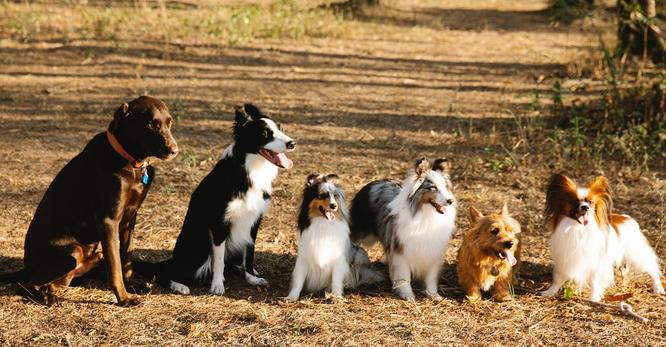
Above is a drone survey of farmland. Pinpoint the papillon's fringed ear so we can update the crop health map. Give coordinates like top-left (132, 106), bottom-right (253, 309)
top-left (306, 173), bottom-right (323, 187)
top-left (243, 103), bottom-right (264, 119)
top-left (432, 158), bottom-right (450, 173)
top-left (109, 102), bottom-right (129, 132)
top-left (589, 176), bottom-right (612, 227)
top-left (545, 173), bottom-right (579, 229)
top-left (325, 174), bottom-right (340, 185)
top-left (414, 157), bottom-right (430, 177)
top-left (468, 206), bottom-right (483, 224)
top-left (588, 176), bottom-right (610, 194)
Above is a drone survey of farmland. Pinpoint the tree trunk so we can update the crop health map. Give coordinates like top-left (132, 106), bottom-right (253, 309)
top-left (618, 0), bottom-right (665, 65)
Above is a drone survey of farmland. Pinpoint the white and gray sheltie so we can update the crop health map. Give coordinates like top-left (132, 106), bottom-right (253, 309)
top-left (286, 174), bottom-right (384, 300)
top-left (349, 158), bottom-right (457, 300)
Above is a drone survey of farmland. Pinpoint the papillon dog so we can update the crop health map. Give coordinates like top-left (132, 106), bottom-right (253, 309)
top-left (286, 174), bottom-right (383, 300)
top-left (540, 174), bottom-right (664, 301)
top-left (349, 158), bottom-right (457, 300)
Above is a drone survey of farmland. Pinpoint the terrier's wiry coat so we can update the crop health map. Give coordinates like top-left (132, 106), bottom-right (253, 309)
top-left (457, 204), bottom-right (521, 302)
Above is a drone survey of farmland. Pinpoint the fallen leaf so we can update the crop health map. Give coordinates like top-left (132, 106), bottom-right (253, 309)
top-left (604, 293), bottom-right (633, 302)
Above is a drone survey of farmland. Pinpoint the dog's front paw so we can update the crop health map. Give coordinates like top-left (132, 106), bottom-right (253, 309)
top-left (465, 294), bottom-right (482, 303)
top-left (210, 282), bottom-right (226, 295)
top-left (539, 288), bottom-right (558, 298)
top-left (425, 289), bottom-right (443, 301)
top-left (283, 294), bottom-right (299, 301)
top-left (493, 294), bottom-right (513, 302)
top-left (169, 281), bottom-right (191, 295)
top-left (396, 291), bottom-right (416, 301)
top-left (117, 295), bottom-right (141, 307)
top-left (245, 273), bottom-right (269, 286)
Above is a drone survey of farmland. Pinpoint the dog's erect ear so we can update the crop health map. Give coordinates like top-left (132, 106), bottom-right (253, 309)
top-left (414, 157), bottom-right (430, 177)
top-left (325, 174), bottom-right (340, 185)
top-left (431, 158), bottom-right (450, 173)
top-left (109, 102), bottom-right (129, 132)
top-left (588, 176), bottom-right (609, 194)
top-left (243, 103), bottom-right (265, 120)
top-left (501, 203), bottom-right (509, 217)
top-left (307, 174), bottom-right (323, 187)
top-left (588, 176), bottom-right (612, 226)
top-left (234, 105), bottom-right (251, 126)
top-left (468, 206), bottom-right (483, 224)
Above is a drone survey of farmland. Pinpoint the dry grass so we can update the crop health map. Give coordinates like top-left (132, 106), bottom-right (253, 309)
top-left (1, 0), bottom-right (666, 345)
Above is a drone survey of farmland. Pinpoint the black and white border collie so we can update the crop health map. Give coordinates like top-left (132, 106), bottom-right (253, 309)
top-left (286, 174), bottom-right (383, 300)
top-left (155, 104), bottom-right (295, 295)
top-left (349, 158), bottom-right (456, 301)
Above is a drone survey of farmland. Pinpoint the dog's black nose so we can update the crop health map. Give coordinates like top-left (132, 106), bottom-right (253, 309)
top-left (504, 241), bottom-right (514, 249)
top-left (286, 141), bottom-right (296, 150)
top-left (446, 199), bottom-right (454, 205)
top-left (581, 205), bottom-right (590, 212)
top-left (329, 203), bottom-right (337, 210)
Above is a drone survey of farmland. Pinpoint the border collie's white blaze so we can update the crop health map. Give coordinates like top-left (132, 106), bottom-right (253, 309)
top-left (349, 158), bottom-right (457, 301)
top-left (286, 174), bottom-right (384, 301)
top-left (540, 174), bottom-right (664, 301)
top-left (154, 104), bottom-right (295, 295)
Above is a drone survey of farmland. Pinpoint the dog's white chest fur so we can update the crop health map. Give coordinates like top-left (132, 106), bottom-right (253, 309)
top-left (480, 275), bottom-right (497, 292)
top-left (394, 207), bottom-right (456, 278)
top-left (224, 152), bottom-right (278, 253)
top-left (299, 219), bottom-right (350, 267)
top-left (297, 218), bottom-right (351, 291)
top-left (550, 217), bottom-right (615, 289)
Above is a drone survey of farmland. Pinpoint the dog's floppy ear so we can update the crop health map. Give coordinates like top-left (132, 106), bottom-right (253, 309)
top-left (431, 158), bottom-right (450, 173)
top-left (325, 174), bottom-right (340, 185)
top-left (243, 103), bottom-right (265, 120)
top-left (109, 102), bottom-right (129, 132)
top-left (468, 206), bottom-right (483, 224)
top-left (307, 173), bottom-right (323, 187)
top-left (414, 157), bottom-right (430, 177)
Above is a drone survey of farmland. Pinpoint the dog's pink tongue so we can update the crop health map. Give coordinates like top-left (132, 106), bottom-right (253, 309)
top-left (325, 211), bottom-right (336, 221)
top-left (578, 215), bottom-right (589, 226)
top-left (502, 249), bottom-right (517, 267)
top-left (275, 152), bottom-right (293, 169)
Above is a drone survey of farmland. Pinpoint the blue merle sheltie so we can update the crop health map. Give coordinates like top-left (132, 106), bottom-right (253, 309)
top-left (286, 174), bottom-right (383, 300)
top-left (349, 158), bottom-right (456, 301)
top-left (139, 104), bottom-right (295, 295)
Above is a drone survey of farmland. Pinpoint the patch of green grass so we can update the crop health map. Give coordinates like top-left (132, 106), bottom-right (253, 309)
top-left (0, 0), bottom-right (348, 45)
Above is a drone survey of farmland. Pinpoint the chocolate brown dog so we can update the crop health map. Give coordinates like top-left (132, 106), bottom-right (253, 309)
top-left (0, 96), bottom-right (178, 306)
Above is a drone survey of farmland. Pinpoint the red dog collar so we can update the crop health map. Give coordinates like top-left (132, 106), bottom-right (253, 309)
top-left (106, 131), bottom-right (147, 168)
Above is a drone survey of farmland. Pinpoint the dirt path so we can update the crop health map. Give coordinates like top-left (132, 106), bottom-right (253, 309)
top-left (1, 1), bottom-right (665, 345)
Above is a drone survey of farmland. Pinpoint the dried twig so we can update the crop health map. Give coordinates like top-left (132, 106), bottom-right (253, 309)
top-left (578, 298), bottom-right (648, 323)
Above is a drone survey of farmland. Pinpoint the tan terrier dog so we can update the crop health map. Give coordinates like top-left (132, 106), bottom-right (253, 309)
top-left (457, 204), bottom-right (521, 302)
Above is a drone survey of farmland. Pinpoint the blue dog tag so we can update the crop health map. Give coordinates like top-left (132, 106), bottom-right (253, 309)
top-left (141, 169), bottom-right (150, 185)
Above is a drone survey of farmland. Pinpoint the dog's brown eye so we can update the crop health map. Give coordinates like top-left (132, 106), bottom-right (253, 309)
top-left (148, 119), bottom-right (160, 130)
top-left (491, 228), bottom-right (500, 235)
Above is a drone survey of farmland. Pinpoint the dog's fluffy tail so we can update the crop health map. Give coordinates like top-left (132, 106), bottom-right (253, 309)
top-left (0, 269), bottom-right (29, 283)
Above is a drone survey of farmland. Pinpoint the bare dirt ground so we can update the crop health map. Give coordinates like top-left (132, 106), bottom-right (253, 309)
top-left (1, 0), bottom-right (665, 345)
